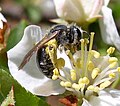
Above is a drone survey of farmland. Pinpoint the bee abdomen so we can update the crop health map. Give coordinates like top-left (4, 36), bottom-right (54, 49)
top-left (36, 46), bottom-right (54, 78)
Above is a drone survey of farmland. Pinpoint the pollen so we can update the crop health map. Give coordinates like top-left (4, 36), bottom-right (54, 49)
top-left (70, 69), bottom-right (76, 81)
top-left (117, 67), bottom-right (120, 72)
top-left (107, 47), bottom-right (115, 55)
top-left (72, 83), bottom-right (81, 91)
top-left (94, 86), bottom-right (100, 93)
top-left (87, 61), bottom-right (95, 71)
top-left (64, 81), bottom-right (72, 87)
top-left (91, 68), bottom-right (100, 79)
top-left (100, 81), bottom-right (111, 89)
top-left (52, 75), bottom-right (58, 80)
top-left (91, 50), bottom-right (100, 58)
top-left (109, 62), bottom-right (117, 68)
top-left (57, 58), bottom-right (65, 69)
top-left (109, 72), bottom-right (116, 78)
top-left (108, 57), bottom-right (118, 63)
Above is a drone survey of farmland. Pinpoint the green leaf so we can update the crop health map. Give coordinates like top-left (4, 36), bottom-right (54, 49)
top-left (7, 20), bottom-right (28, 51)
top-left (1, 86), bottom-right (15, 106)
top-left (0, 53), bottom-right (8, 71)
top-left (0, 69), bottom-right (49, 106)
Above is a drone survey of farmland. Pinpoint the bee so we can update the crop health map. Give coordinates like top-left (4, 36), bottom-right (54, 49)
top-left (19, 24), bottom-right (88, 78)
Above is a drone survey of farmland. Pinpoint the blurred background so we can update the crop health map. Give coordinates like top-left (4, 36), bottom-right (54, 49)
top-left (0, 0), bottom-right (120, 29)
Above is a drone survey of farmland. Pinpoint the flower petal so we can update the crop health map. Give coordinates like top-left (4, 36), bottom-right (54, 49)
top-left (82, 98), bottom-right (92, 106)
top-left (53, 0), bottom-right (85, 23)
top-left (89, 89), bottom-right (120, 106)
top-left (99, 6), bottom-right (120, 51)
top-left (7, 25), bottom-right (65, 96)
top-left (0, 13), bottom-right (7, 22)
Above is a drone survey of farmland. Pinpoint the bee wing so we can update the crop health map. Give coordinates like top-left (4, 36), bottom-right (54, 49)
top-left (18, 31), bottom-right (59, 70)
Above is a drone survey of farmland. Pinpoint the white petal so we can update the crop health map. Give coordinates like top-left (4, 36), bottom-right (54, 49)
top-left (89, 89), bottom-right (120, 106)
top-left (0, 13), bottom-right (7, 22)
top-left (0, 20), bottom-right (3, 29)
top-left (7, 25), bottom-right (65, 96)
top-left (99, 6), bottom-right (120, 51)
top-left (82, 98), bottom-right (92, 106)
top-left (53, 0), bottom-right (84, 23)
top-left (103, 0), bottom-right (110, 6)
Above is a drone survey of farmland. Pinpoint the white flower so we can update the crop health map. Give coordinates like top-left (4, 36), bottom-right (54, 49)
top-left (7, 25), bottom-right (120, 105)
top-left (53, 0), bottom-right (103, 25)
top-left (0, 8), bottom-right (7, 29)
top-left (53, 0), bottom-right (120, 51)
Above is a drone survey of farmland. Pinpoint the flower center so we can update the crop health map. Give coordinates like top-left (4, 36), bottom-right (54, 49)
top-left (47, 32), bottom-right (120, 98)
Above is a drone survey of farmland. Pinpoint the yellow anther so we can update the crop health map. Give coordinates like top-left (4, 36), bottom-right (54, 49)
top-left (107, 47), bottom-right (115, 55)
top-left (109, 62), bottom-right (117, 68)
top-left (109, 57), bottom-right (118, 63)
top-left (79, 83), bottom-right (85, 89)
top-left (78, 78), bottom-right (83, 84)
top-left (52, 75), bottom-right (58, 80)
top-left (87, 85), bottom-right (94, 91)
top-left (84, 38), bottom-right (89, 45)
top-left (94, 86), bottom-right (100, 93)
top-left (100, 81), bottom-right (111, 89)
top-left (60, 81), bottom-right (65, 86)
top-left (76, 58), bottom-right (81, 69)
top-left (46, 40), bottom-right (57, 67)
top-left (91, 68), bottom-right (100, 79)
top-left (117, 67), bottom-right (120, 72)
top-left (80, 39), bottom-right (85, 43)
top-left (109, 72), bottom-right (116, 78)
top-left (70, 69), bottom-right (76, 81)
top-left (64, 81), bottom-right (72, 87)
top-left (72, 83), bottom-right (81, 91)
top-left (57, 58), bottom-right (65, 69)
top-left (91, 50), bottom-right (100, 58)
top-left (82, 77), bottom-right (89, 85)
top-left (53, 68), bottom-right (59, 75)
top-left (47, 39), bottom-right (57, 47)
top-left (87, 61), bottom-right (95, 71)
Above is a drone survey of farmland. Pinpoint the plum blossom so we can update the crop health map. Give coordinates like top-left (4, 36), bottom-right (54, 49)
top-left (53, 0), bottom-right (103, 25)
top-left (7, 25), bottom-right (120, 105)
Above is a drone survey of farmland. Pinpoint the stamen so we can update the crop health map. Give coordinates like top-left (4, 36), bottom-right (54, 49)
top-left (108, 57), bottom-right (118, 63)
top-left (64, 81), bottom-right (72, 87)
top-left (94, 86), bottom-right (100, 93)
top-left (91, 50), bottom-right (100, 58)
top-left (107, 47), bottom-right (115, 55)
top-left (52, 68), bottom-right (59, 80)
top-left (117, 67), bottom-right (120, 72)
top-left (46, 39), bottom-right (57, 67)
top-left (91, 68), bottom-right (100, 79)
top-left (85, 32), bottom-right (94, 76)
top-left (57, 58), bottom-right (65, 69)
top-left (72, 83), bottom-right (81, 91)
top-left (109, 62), bottom-right (117, 68)
top-left (109, 72), bottom-right (116, 78)
top-left (100, 80), bottom-right (111, 89)
top-left (52, 75), bottom-right (58, 80)
top-left (87, 61), bottom-right (95, 71)
top-left (80, 39), bottom-right (85, 76)
top-left (82, 77), bottom-right (90, 85)
top-left (70, 69), bottom-right (76, 81)
top-left (66, 50), bottom-right (76, 66)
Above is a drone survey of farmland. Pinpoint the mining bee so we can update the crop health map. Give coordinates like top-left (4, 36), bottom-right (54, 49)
top-left (19, 24), bottom-right (89, 78)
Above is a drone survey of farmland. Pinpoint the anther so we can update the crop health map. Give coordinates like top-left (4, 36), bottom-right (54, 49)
top-left (107, 47), bottom-right (115, 55)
